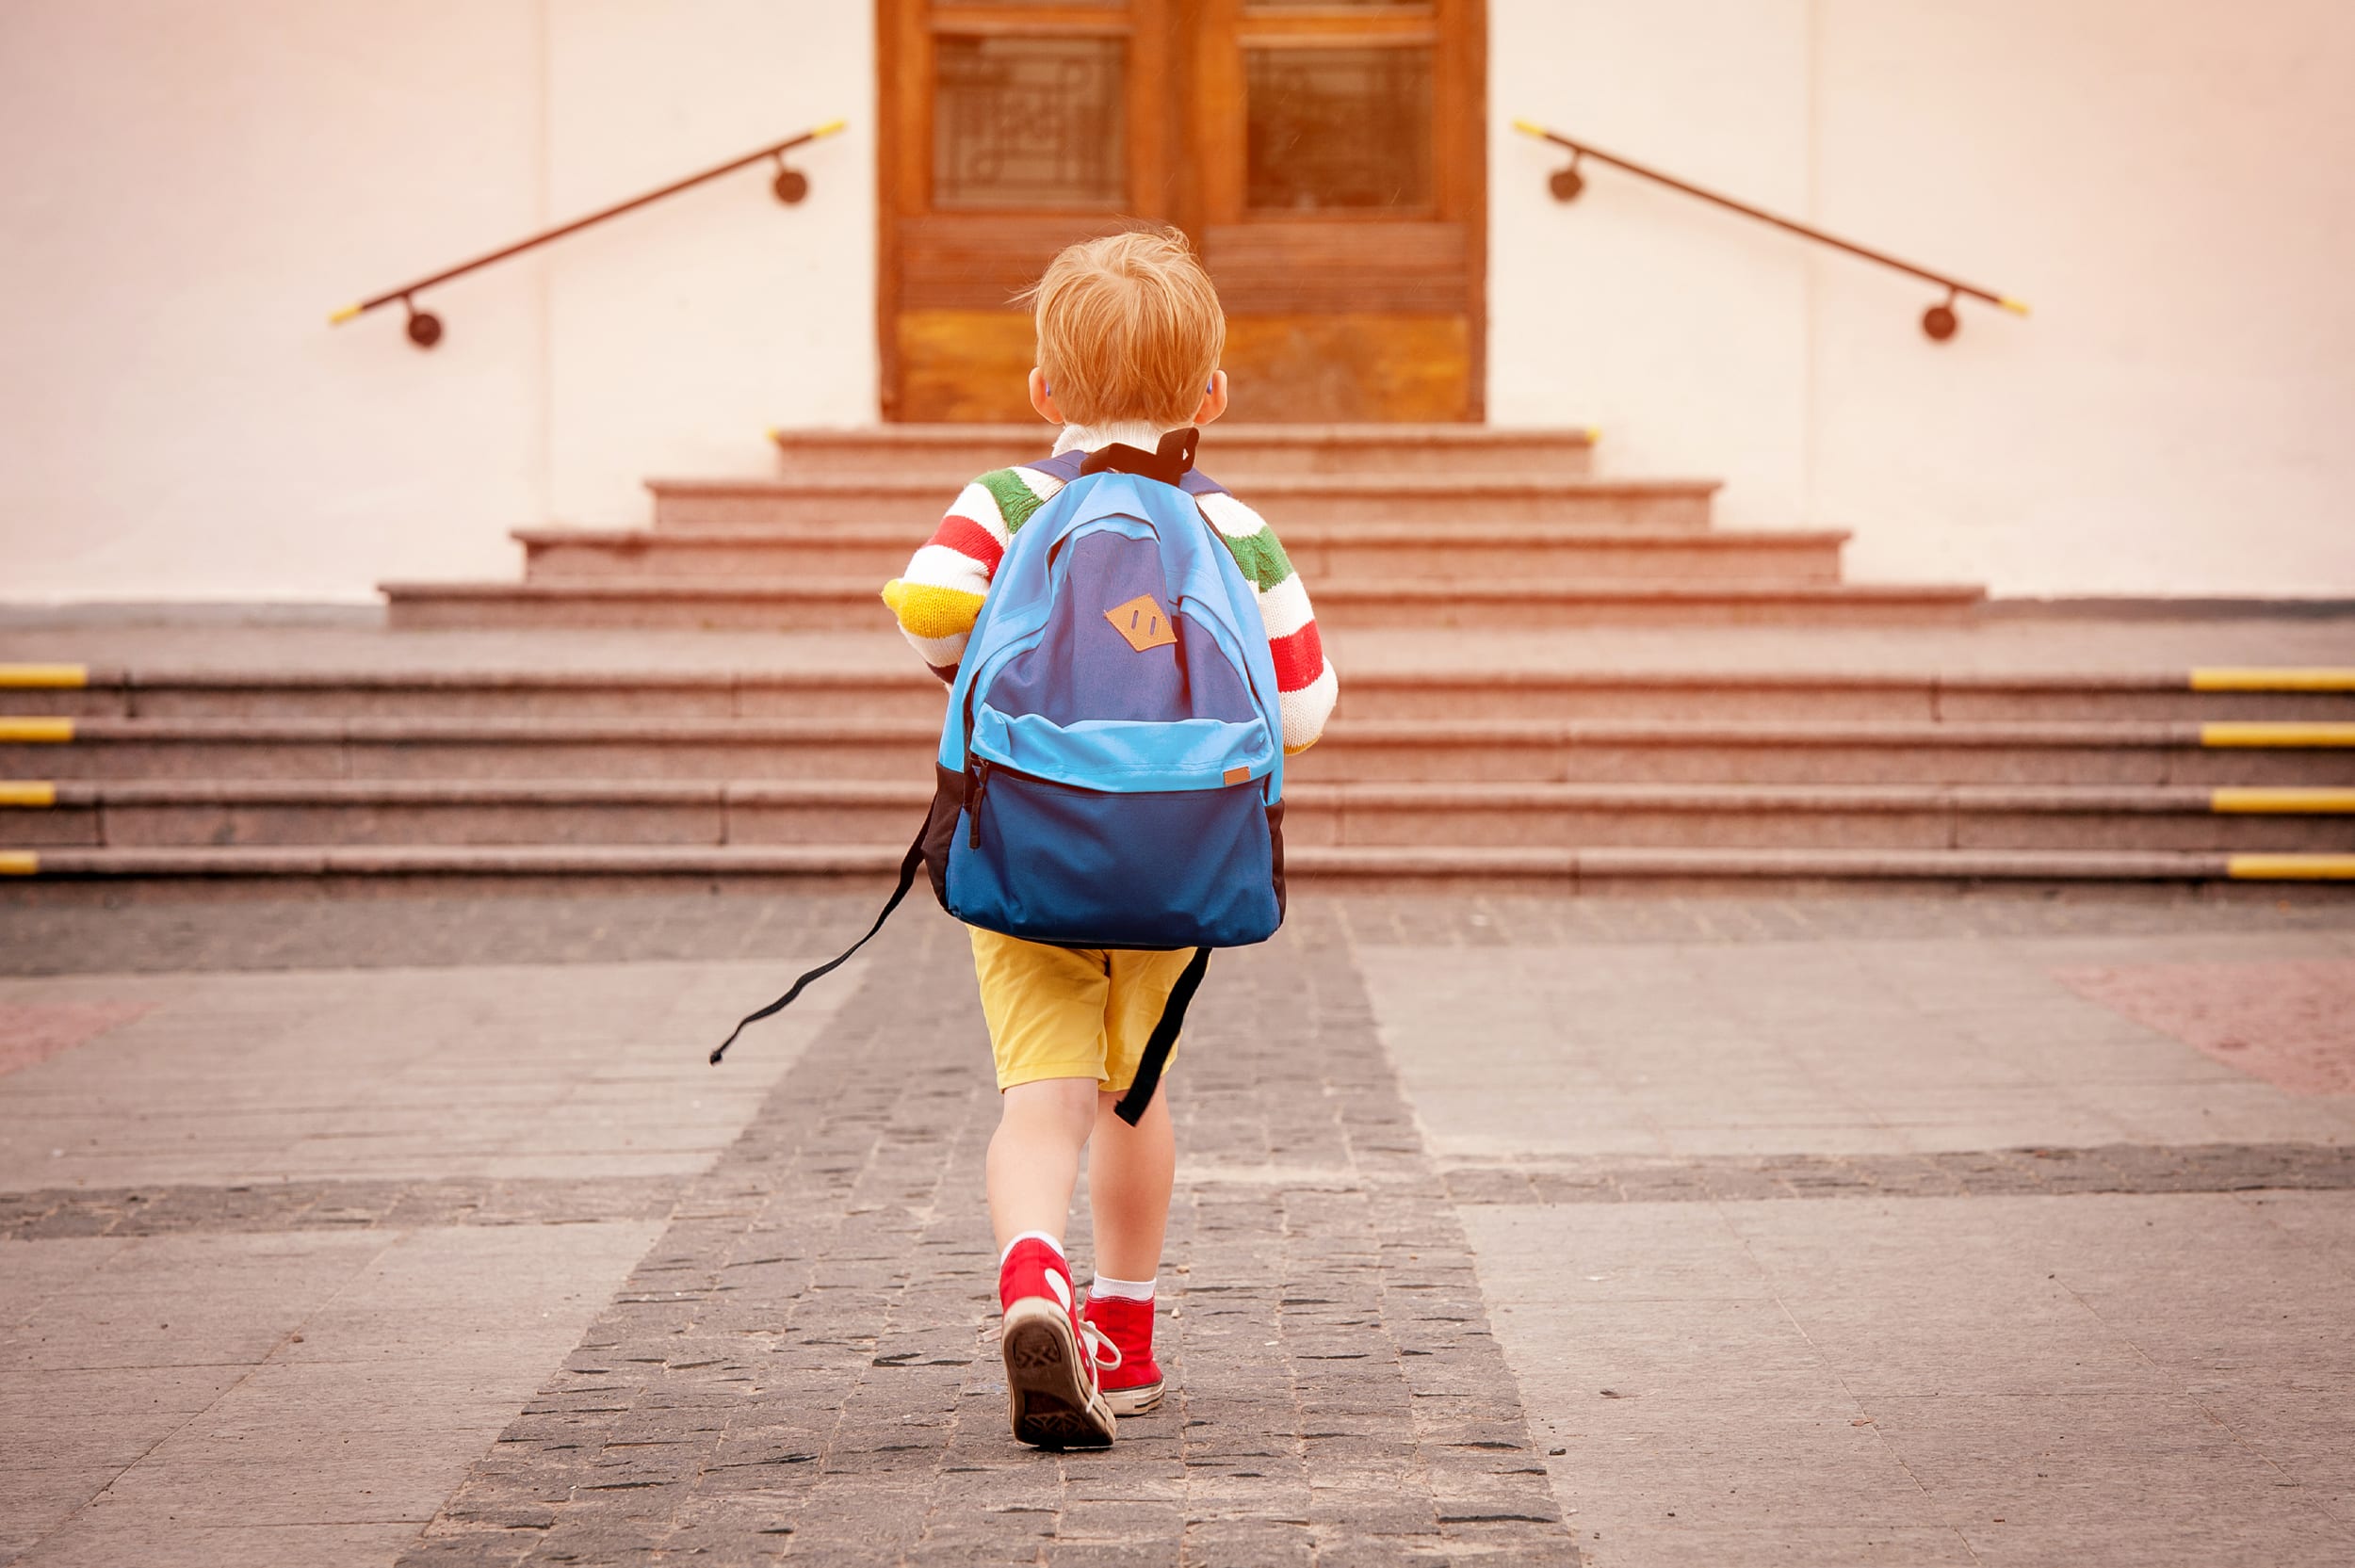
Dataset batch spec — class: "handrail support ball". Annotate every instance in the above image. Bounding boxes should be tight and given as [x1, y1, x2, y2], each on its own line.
[402, 296, 443, 350]
[1513, 118, 2027, 345]
[771, 150, 809, 205]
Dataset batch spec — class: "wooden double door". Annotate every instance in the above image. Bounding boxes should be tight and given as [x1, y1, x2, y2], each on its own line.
[880, 0, 1486, 423]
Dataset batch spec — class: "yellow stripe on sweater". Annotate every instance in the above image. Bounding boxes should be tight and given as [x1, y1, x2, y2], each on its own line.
[883, 579, 985, 642]
[2228, 854, 2355, 881]
[0, 664, 87, 688]
[2191, 668, 2355, 692]
[2200, 722, 2355, 748]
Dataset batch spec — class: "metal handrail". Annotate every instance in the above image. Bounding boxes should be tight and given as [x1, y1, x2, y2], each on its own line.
[330, 119, 847, 348]
[1512, 119, 2026, 342]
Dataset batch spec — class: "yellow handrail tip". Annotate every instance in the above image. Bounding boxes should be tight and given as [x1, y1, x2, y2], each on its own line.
[1999, 297, 2032, 316]
[0, 851, 38, 876]
[0, 782, 57, 808]
[1510, 118, 1548, 137]
[329, 303, 364, 325]
[812, 119, 849, 138]
[1584, 426, 1602, 445]
[0, 718, 74, 743]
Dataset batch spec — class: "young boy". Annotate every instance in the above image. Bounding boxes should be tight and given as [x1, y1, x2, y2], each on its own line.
[882, 228, 1337, 1447]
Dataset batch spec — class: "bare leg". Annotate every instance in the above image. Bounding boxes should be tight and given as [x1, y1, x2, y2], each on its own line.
[1087, 1088, 1175, 1281]
[987, 1076, 1101, 1253]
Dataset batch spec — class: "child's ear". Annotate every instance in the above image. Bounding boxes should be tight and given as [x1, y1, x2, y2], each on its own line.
[1193, 370, 1228, 428]
[1028, 367, 1063, 425]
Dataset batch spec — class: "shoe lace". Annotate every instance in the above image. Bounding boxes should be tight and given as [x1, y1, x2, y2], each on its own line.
[1080, 1317, 1123, 1373]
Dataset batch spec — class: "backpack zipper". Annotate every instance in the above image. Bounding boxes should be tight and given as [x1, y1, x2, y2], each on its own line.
[966, 760, 993, 848]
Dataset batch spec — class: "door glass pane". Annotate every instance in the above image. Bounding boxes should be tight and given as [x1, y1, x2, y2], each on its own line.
[934, 35, 1127, 210]
[1245, 45, 1433, 211]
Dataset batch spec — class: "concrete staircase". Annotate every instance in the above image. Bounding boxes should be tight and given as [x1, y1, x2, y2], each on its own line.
[381, 425, 1986, 630]
[5, 423, 2352, 890]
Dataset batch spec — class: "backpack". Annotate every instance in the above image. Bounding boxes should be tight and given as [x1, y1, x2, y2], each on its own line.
[713, 428, 1289, 1125]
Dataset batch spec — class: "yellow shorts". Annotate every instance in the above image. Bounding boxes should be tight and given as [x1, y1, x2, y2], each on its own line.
[968, 926, 1198, 1092]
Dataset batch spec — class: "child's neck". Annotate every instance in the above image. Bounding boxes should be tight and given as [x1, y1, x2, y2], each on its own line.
[1052, 421, 1184, 459]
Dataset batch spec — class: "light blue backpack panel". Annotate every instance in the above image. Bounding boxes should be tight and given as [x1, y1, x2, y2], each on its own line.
[937, 467, 1288, 950]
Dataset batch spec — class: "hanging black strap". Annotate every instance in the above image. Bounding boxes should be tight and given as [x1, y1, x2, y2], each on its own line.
[1113, 946, 1211, 1126]
[709, 818, 929, 1065]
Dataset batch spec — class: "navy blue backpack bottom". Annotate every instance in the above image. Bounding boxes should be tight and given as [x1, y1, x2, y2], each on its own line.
[709, 768, 1284, 1127]
[923, 764, 1285, 950]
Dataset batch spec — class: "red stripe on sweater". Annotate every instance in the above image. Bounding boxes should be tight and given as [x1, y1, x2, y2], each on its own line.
[1269, 620, 1324, 693]
[927, 512, 1005, 572]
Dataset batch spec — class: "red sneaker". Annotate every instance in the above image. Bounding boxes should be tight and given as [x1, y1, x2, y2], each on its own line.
[1082, 1292, 1165, 1415]
[998, 1238, 1115, 1448]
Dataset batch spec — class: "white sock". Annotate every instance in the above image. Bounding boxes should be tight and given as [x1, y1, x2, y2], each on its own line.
[1002, 1230, 1064, 1265]
[1090, 1272, 1156, 1302]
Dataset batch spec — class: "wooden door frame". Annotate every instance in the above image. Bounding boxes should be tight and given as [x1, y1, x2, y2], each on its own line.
[876, 0, 1179, 421]
[877, 0, 1486, 421]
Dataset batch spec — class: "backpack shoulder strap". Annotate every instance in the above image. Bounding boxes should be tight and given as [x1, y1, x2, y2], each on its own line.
[709, 816, 929, 1064]
[1025, 450, 1085, 485]
[1111, 946, 1210, 1125]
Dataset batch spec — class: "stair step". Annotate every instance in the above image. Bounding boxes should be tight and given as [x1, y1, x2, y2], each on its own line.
[8, 717, 2350, 785]
[514, 524, 1849, 585]
[18, 667, 2355, 724]
[9, 782, 2350, 854]
[648, 475, 1716, 530]
[10, 842, 2352, 892]
[769, 423, 1598, 480]
[379, 578, 1984, 632]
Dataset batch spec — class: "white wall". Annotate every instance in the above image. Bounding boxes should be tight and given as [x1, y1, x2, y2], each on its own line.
[1491, 0, 2355, 596]
[0, 0, 872, 600]
[8, 2, 2350, 600]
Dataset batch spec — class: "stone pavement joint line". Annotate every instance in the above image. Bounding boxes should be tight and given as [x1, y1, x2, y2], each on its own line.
[1437, 1141, 2355, 1205]
[0, 1176, 684, 1240]
[396, 910, 1577, 1566]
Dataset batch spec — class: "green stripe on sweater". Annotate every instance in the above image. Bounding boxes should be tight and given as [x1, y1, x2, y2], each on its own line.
[993, 463, 1292, 593]
[979, 469, 1048, 535]
[1220, 525, 1294, 594]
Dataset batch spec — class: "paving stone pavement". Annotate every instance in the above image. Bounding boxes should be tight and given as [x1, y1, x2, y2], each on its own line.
[390, 910, 1571, 1567]
[6, 889, 2354, 1566]
[8, 886, 2353, 979]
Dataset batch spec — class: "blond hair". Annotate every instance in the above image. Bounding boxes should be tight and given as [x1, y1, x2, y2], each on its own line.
[1023, 228, 1226, 428]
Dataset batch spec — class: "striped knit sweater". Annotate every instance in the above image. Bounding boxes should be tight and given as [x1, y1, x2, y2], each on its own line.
[881, 433, 1338, 754]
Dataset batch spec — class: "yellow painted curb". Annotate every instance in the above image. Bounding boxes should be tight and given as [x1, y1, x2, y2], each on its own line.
[2229, 854, 2355, 881]
[2213, 787, 2355, 814]
[0, 718, 74, 743]
[0, 782, 57, 807]
[0, 664, 87, 688]
[2192, 668, 2355, 692]
[0, 851, 35, 876]
[2201, 721, 2355, 748]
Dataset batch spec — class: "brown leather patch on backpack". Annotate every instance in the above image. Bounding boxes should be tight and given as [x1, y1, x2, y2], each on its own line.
[1105, 594, 1178, 653]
